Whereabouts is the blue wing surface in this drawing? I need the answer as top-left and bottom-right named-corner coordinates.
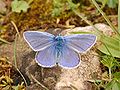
top-left (58, 45), bottom-right (80, 69)
top-left (23, 31), bottom-right (55, 51)
top-left (64, 34), bottom-right (97, 53)
top-left (35, 45), bottom-right (56, 67)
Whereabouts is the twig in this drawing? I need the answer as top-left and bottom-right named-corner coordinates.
top-left (11, 21), bottom-right (21, 38)
top-left (13, 35), bottom-right (28, 86)
top-left (0, 38), bottom-right (10, 44)
top-left (30, 74), bottom-right (49, 90)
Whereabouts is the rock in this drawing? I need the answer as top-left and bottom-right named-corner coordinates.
top-left (62, 23), bottom-right (113, 36)
top-left (55, 23), bottom-right (113, 90)
top-left (0, 23), bottom-right (113, 90)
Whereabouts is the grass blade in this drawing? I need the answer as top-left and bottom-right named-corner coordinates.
top-left (30, 74), bottom-right (49, 90)
top-left (0, 38), bottom-right (10, 44)
top-left (92, 0), bottom-right (120, 36)
top-left (13, 35), bottom-right (28, 86)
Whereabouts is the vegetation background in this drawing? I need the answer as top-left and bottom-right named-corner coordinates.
top-left (0, 0), bottom-right (120, 90)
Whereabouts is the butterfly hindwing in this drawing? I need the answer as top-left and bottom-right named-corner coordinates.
top-left (35, 45), bottom-right (56, 67)
top-left (23, 31), bottom-right (55, 51)
top-left (58, 45), bottom-right (80, 68)
top-left (64, 34), bottom-right (97, 53)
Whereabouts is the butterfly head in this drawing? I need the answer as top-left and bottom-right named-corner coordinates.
top-left (54, 36), bottom-right (66, 45)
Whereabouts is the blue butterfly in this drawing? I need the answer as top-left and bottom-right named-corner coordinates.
top-left (23, 31), bottom-right (97, 69)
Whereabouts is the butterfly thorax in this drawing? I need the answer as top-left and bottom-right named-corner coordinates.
top-left (54, 36), bottom-right (65, 58)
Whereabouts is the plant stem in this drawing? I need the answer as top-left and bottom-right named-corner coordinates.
top-left (0, 38), bottom-right (10, 44)
top-left (73, 10), bottom-right (103, 36)
top-left (13, 35), bottom-right (28, 86)
top-left (13, 35), bottom-right (17, 67)
top-left (109, 68), bottom-right (112, 81)
top-left (92, 0), bottom-right (120, 36)
top-left (11, 21), bottom-right (21, 38)
top-left (31, 74), bottom-right (49, 90)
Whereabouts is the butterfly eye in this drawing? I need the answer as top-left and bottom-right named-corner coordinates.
top-left (54, 36), bottom-right (61, 41)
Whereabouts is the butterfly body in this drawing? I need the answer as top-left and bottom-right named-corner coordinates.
top-left (54, 36), bottom-right (65, 59)
top-left (23, 31), bottom-right (97, 69)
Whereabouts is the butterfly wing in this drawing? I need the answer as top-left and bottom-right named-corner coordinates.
top-left (35, 45), bottom-right (56, 67)
top-left (23, 31), bottom-right (55, 51)
top-left (58, 45), bottom-right (80, 69)
top-left (64, 34), bottom-right (97, 53)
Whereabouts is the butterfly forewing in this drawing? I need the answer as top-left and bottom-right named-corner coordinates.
top-left (64, 34), bottom-right (97, 53)
top-left (23, 31), bottom-right (55, 51)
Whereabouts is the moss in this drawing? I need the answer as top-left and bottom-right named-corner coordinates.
top-left (9, 0), bottom-right (54, 31)
top-left (9, 0), bottom-right (76, 31)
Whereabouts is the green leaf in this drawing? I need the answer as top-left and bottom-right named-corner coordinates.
top-left (52, 0), bottom-right (64, 17)
top-left (67, 0), bottom-right (80, 10)
top-left (96, 0), bottom-right (118, 8)
top-left (70, 31), bottom-right (93, 34)
top-left (107, 0), bottom-right (118, 8)
top-left (113, 72), bottom-right (120, 81)
top-left (101, 55), bottom-right (115, 68)
top-left (106, 79), bottom-right (120, 90)
top-left (98, 36), bottom-right (120, 58)
top-left (112, 81), bottom-right (120, 90)
top-left (52, 0), bottom-right (80, 17)
top-left (52, 8), bottom-right (62, 16)
top-left (106, 79), bottom-right (115, 90)
top-left (11, 0), bottom-right (29, 13)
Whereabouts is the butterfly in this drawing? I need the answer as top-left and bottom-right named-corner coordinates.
top-left (23, 31), bottom-right (97, 69)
